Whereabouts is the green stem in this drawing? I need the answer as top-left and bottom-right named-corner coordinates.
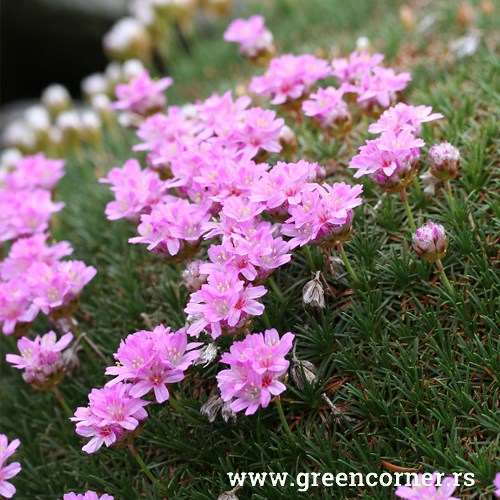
top-left (128, 443), bottom-right (157, 483)
top-left (436, 259), bottom-right (454, 296)
top-left (444, 180), bottom-right (456, 213)
top-left (262, 310), bottom-right (272, 329)
top-left (53, 388), bottom-right (72, 417)
top-left (303, 244), bottom-right (315, 270)
top-left (412, 176), bottom-right (422, 197)
top-left (401, 189), bottom-right (417, 232)
top-left (275, 396), bottom-right (295, 441)
top-left (268, 276), bottom-right (285, 304)
top-left (337, 242), bottom-right (358, 283)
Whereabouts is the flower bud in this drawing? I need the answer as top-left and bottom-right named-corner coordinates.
top-left (193, 343), bottom-right (219, 367)
top-left (419, 170), bottom-right (442, 196)
top-left (182, 260), bottom-right (208, 292)
top-left (429, 142), bottom-right (460, 180)
top-left (200, 394), bottom-right (223, 423)
top-left (218, 487), bottom-right (240, 500)
top-left (41, 84), bottom-right (72, 116)
top-left (122, 59), bottom-right (145, 81)
top-left (80, 110), bottom-right (102, 145)
top-left (290, 354), bottom-right (318, 390)
top-left (90, 94), bottom-right (114, 125)
top-left (56, 110), bottom-right (82, 148)
top-left (356, 36), bottom-right (372, 52)
top-left (3, 120), bottom-right (37, 153)
top-left (24, 106), bottom-right (51, 149)
top-left (412, 222), bottom-right (448, 263)
top-left (302, 271), bottom-right (325, 309)
top-left (0, 148), bottom-right (23, 170)
top-left (279, 124), bottom-right (297, 157)
top-left (103, 18), bottom-right (152, 62)
top-left (81, 73), bottom-right (108, 101)
top-left (220, 401), bottom-right (237, 423)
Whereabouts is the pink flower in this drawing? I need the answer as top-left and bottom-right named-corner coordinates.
top-left (349, 129), bottom-right (424, 190)
top-left (129, 198), bottom-right (211, 259)
top-left (216, 329), bottom-right (294, 415)
top-left (282, 182), bottom-right (363, 248)
top-left (332, 50), bottom-right (384, 88)
top-left (100, 159), bottom-right (167, 221)
top-left (0, 233), bottom-right (73, 281)
top-left (368, 103), bottom-right (443, 135)
top-left (224, 16), bottom-right (274, 58)
top-left (0, 435), bottom-right (21, 499)
top-left (0, 278), bottom-right (39, 336)
top-left (234, 107), bottom-right (284, 158)
top-left (185, 270), bottom-right (267, 339)
top-left (357, 66), bottom-right (411, 109)
top-left (249, 54), bottom-right (331, 105)
top-left (395, 473), bottom-right (460, 499)
top-left (0, 188), bottom-right (64, 242)
top-left (4, 153), bottom-right (65, 190)
top-left (71, 383), bottom-right (148, 454)
top-left (63, 492), bottom-right (114, 500)
top-left (112, 70), bottom-right (173, 116)
top-left (181, 260), bottom-right (208, 292)
top-left (302, 86), bottom-right (351, 131)
top-left (6, 331), bottom-right (73, 388)
top-left (493, 472), bottom-right (500, 498)
top-left (412, 221), bottom-right (448, 263)
top-left (105, 325), bottom-right (201, 403)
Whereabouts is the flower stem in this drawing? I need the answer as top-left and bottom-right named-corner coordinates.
top-left (435, 259), bottom-right (454, 296)
top-left (303, 244), bottom-right (315, 270)
top-left (262, 310), bottom-right (272, 329)
top-left (337, 242), bottom-right (358, 283)
top-left (53, 387), bottom-right (72, 417)
top-left (400, 189), bottom-right (417, 232)
top-left (128, 443), bottom-right (157, 483)
top-left (268, 276), bottom-right (285, 304)
top-left (275, 396), bottom-right (295, 441)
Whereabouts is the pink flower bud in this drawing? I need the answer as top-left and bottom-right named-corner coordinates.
top-left (429, 141), bottom-right (461, 180)
top-left (412, 222), bottom-right (448, 262)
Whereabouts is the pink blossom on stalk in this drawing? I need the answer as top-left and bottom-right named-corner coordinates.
top-left (412, 222), bottom-right (448, 263)
top-left (129, 198), bottom-right (211, 259)
top-left (105, 326), bottom-right (201, 403)
top-left (71, 383), bottom-right (149, 454)
top-left (6, 331), bottom-right (73, 388)
top-left (302, 86), bottom-right (351, 131)
top-left (0, 278), bottom-right (39, 336)
top-left (395, 473), bottom-right (460, 499)
top-left (368, 103), bottom-right (443, 135)
top-left (357, 66), bottom-right (411, 109)
top-left (332, 50), bottom-right (385, 88)
top-left (0, 234), bottom-right (73, 281)
top-left (100, 159), bottom-right (167, 221)
top-left (249, 54), bottom-right (331, 105)
top-left (234, 107), bottom-right (284, 158)
top-left (224, 16), bottom-right (274, 58)
top-left (282, 182), bottom-right (363, 248)
top-left (0, 434), bottom-right (21, 499)
top-left (349, 129), bottom-right (424, 191)
top-left (216, 329), bottom-right (294, 415)
top-left (4, 153), bottom-right (65, 190)
top-left (0, 188), bottom-right (64, 242)
top-left (63, 492), bottom-right (114, 500)
top-left (184, 270), bottom-right (267, 339)
top-left (112, 70), bottom-right (173, 116)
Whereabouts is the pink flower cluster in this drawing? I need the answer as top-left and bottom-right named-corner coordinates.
top-left (6, 330), bottom-right (73, 389)
top-left (216, 329), bottom-right (294, 415)
top-left (64, 492), bottom-right (114, 500)
top-left (71, 382), bottom-right (149, 454)
top-left (105, 325), bottom-right (201, 403)
top-left (224, 15), bottom-right (274, 59)
top-left (0, 153), bottom-right (65, 243)
top-left (0, 234), bottom-right (96, 335)
top-left (249, 54), bottom-right (332, 105)
top-left (0, 434), bottom-right (21, 499)
top-left (112, 69), bottom-right (173, 117)
top-left (349, 102), bottom-right (441, 191)
top-left (332, 50), bottom-right (411, 111)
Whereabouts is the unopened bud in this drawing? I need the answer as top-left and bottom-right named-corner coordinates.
top-left (41, 84), bottom-right (71, 116)
top-left (356, 37), bottom-right (372, 52)
top-left (412, 222), bottom-right (448, 263)
top-left (419, 170), bottom-right (441, 196)
top-left (302, 271), bottom-right (325, 309)
top-left (218, 486), bottom-right (240, 500)
top-left (0, 148), bottom-right (23, 170)
top-left (56, 110), bottom-right (82, 147)
top-left (194, 343), bottom-right (219, 367)
top-left (81, 73), bottom-right (108, 101)
top-left (221, 401), bottom-right (237, 423)
top-left (429, 142), bottom-right (460, 180)
top-left (103, 17), bottom-right (152, 62)
top-left (80, 110), bottom-right (102, 145)
top-left (3, 120), bottom-right (37, 153)
top-left (200, 394), bottom-right (224, 423)
top-left (90, 94), bottom-right (114, 125)
top-left (290, 351), bottom-right (318, 391)
top-left (122, 59), bottom-right (145, 81)
top-left (279, 124), bottom-right (297, 157)
top-left (182, 260), bottom-right (208, 291)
